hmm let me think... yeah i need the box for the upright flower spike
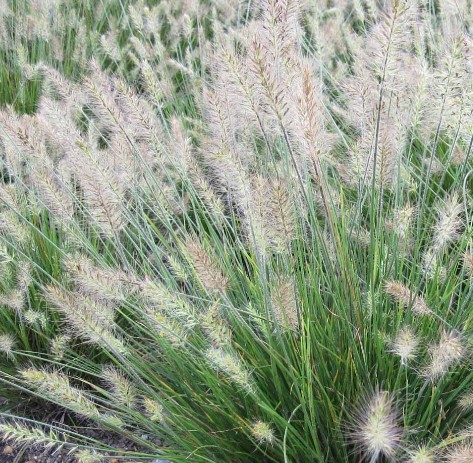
[185,239,228,294]
[271,277,299,332]
[390,326,419,365]
[431,193,463,254]
[350,391,403,462]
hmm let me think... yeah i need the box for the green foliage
[0,1,472,463]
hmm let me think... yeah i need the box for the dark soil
[1,431,145,463]
[0,398,167,463]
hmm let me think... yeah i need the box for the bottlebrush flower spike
[390,326,419,365]
[250,420,275,445]
[406,446,434,463]
[431,192,463,254]
[424,330,466,381]
[458,390,473,411]
[271,277,299,332]
[445,441,473,462]
[102,365,136,408]
[185,239,228,294]
[0,334,15,358]
[205,347,253,392]
[20,368,100,419]
[384,281,432,316]
[350,391,403,462]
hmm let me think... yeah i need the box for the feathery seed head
[146,310,188,346]
[451,144,467,166]
[200,303,232,347]
[206,347,253,392]
[463,252,473,276]
[100,414,124,429]
[406,445,434,463]
[143,397,166,424]
[445,441,473,462]
[364,288,380,317]
[74,449,104,463]
[44,285,126,353]
[458,390,473,411]
[390,326,419,365]
[250,420,275,445]
[64,254,129,303]
[167,254,188,282]
[50,335,70,361]
[271,278,299,332]
[384,281,432,316]
[350,391,403,461]
[102,366,136,408]
[0,288,25,314]
[139,277,197,330]
[185,239,228,293]
[24,309,47,328]
[20,368,100,418]
[0,334,15,358]
[432,193,463,254]
[0,211,29,244]
[392,205,416,239]
[16,261,32,292]
[0,422,59,449]
[422,249,447,282]
[425,330,466,381]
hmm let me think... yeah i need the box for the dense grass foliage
[0,1,473,462]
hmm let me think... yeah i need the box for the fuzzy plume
[389,326,419,365]
[406,446,435,463]
[200,303,232,348]
[20,368,101,419]
[431,192,463,254]
[185,239,228,293]
[0,334,15,358]
[271,277,299,332]
[44,285,126,353]
[350,391,403,461]
[250,420,275,445]
[64,254,131,303]
[424,330,466,381]
[0,422,61,449]
[102,365,136,408]
[384,281,432,316]
[458,390,473,412]
[444,441,473,463]
[74,450,104,463]
[206,347,253,392]
[143,397,166,424]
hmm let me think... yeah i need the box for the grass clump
[0,0,473,462]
